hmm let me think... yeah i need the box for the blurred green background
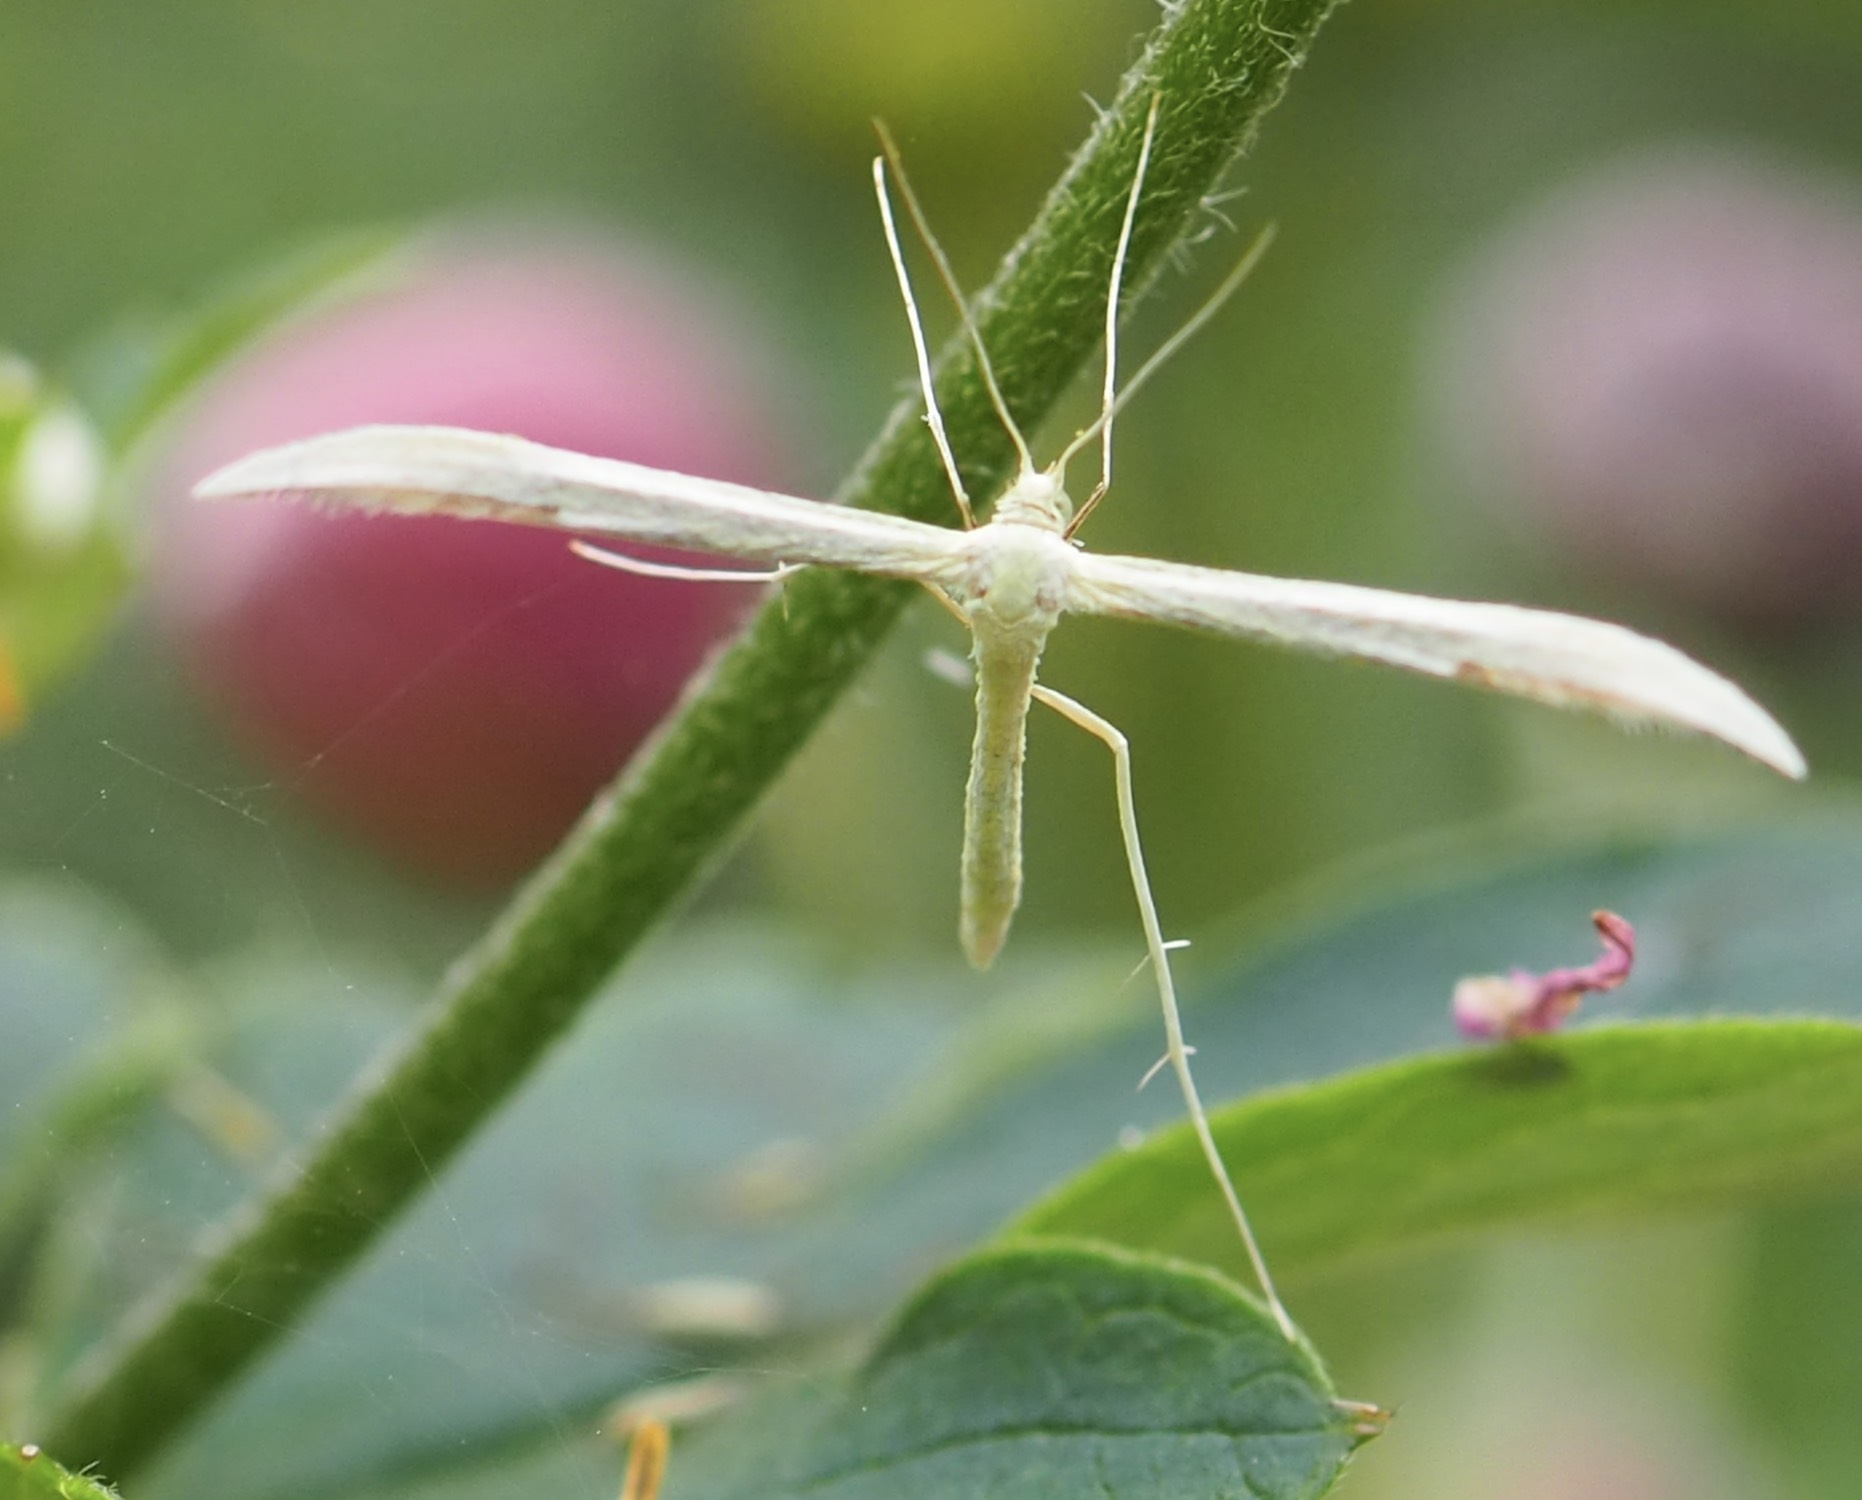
[4,0,1857,962]
[4,1,1862,1496]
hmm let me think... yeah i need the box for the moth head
[993,468,1073,531]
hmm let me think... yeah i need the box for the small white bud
[13,402,105,552]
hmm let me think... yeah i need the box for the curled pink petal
[1454,911,1637,1040]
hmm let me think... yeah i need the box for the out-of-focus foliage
[0,358,124,730]
[0,1442,120,1500]
[0,817,1848,1499]
[3,2,1862,1499]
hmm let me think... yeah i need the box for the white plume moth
[195,100,1804,1337]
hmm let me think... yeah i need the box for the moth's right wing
[1067,550,1806,779]
[196,425,974,580]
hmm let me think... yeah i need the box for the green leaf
[0,1443,120,1500]
[75,231,406,458]
[672,1239,1362,1500]
[1019,1020,1862,1282]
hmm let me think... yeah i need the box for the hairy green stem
[41,0,1348,1480]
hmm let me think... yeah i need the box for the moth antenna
[873,121,1036,483]
[873,152,975,527]
[1061,92,1162,535]
[1068,222,1277,475]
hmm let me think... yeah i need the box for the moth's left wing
[1067,551,1805,778]
[196,425,972,580]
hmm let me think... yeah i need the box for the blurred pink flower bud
[1454,910,1636,1040]
[1431,149,1862,626]
[149,231,800,885]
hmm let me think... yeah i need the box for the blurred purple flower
[1431,147,1862,627]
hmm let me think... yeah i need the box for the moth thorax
[993,469,1072,532]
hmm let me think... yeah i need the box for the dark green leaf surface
[48,816,1862,1500]
[672,1240,1359,1500]
[1,1444,119,1500]
[0,885,157,1161]
[0,885,189,1282]
[57,932,969,1500]
[1018,1020,1862,1281]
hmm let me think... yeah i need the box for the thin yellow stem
[620,1419,670,1500]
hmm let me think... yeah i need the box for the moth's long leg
[570,541,801,584]
[1061,92,1160,531]
[1031,682,1294,1341]
[873,124,1035,489]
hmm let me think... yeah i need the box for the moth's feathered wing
[197,425,974,580]
[198,425,1807,780]
[1067,551,1806,779]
